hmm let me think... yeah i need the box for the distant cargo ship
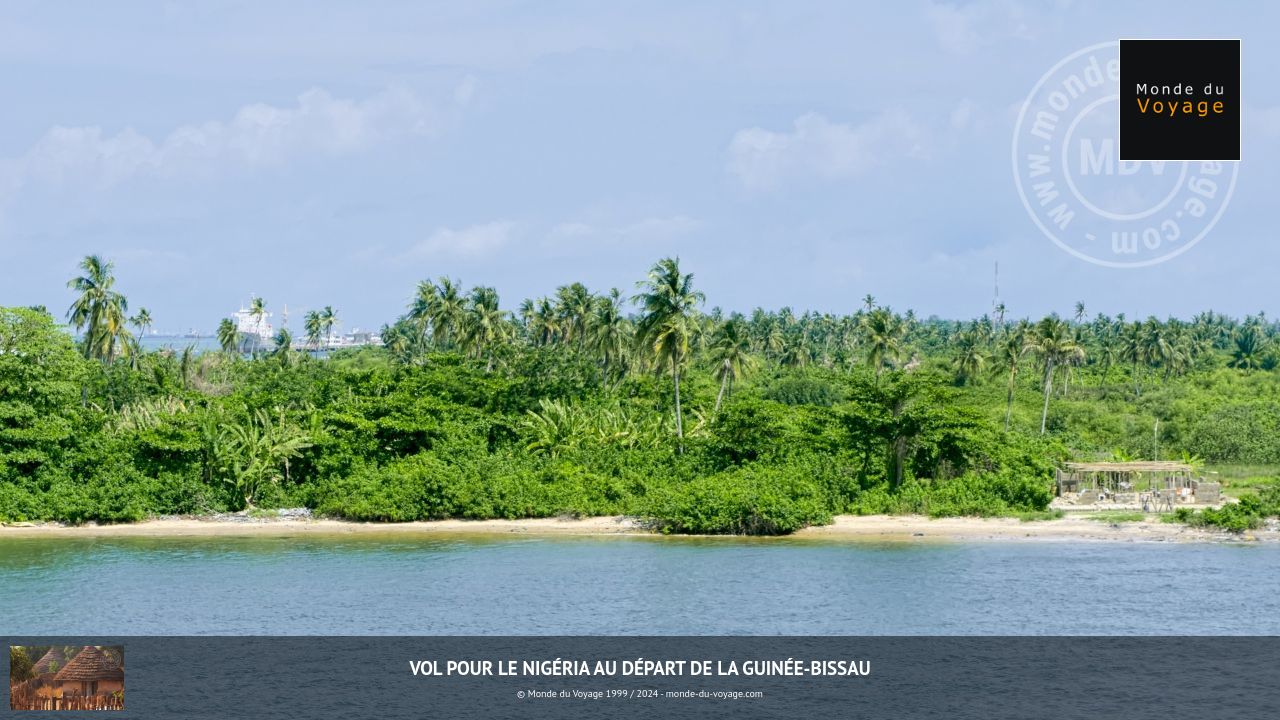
[231,300,380,351]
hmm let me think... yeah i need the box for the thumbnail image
[9,646,124,711]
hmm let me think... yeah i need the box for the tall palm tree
[633,257,704,447]
[320,306,338,348]
[462,286,511,370]
[997,322,1029,430]
[555,282,595,346]
[248,297,267,353]
[527,297,559,346]
[408,279,437,346]
[431,278,466,348]
[1025,316,1084,434]
[303,310,324,351]
[1119,321,1149,395]
[217,318,240,354]
[709,318,756,413]
[66,254,131,362]
[130,307,153,337]
[859,307,905,382]
[588,289,629,379]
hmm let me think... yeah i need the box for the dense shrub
[1173,487,1280,532]
[848,471,1053,518]
[644,465,832,535]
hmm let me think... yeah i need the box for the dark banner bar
[5,637,1279,719]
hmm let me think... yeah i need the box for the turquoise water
[1,535,1277,635]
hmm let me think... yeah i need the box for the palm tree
[952,329,988,385]
[633,257,704,447]
[1025,316,1084,434]
[408,279,437,345]
[709,318,756,413]
[271,328,296,366]
[431,278,466,348]
[320,306,338,348]
[130,307,153,337]
[1119,321,1149,395]
[859,307,906,382]
[462,286,511,370]
[248,297,267,353]
[1073,301,1087,324]
[526,297,559,346]
[588,289,629,379]
[555,282,595,346]
[66,254,132,362]
[303,310,324,351]
[217,318,240,354]
[997,322,1029,430]
[1228,324,1270,370]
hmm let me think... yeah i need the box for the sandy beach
[1,513,1274,543]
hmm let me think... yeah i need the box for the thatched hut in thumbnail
[27,647,72,698]
[51,646,123,698]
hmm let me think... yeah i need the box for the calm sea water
[1,535,1277,635]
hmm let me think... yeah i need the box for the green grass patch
[1012,510,1064,522]
[1084,511,1148,523]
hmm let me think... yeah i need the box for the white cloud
[726,111,927,191]
[548,214,699,244]
[405,221,516,260]
[927,3,983,55]
[926,1,1042,55]
[4,86,443,194]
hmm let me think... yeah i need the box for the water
[1,535,1277,635]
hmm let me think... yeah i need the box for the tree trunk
[1004,366,1016,431]
[672,355,684,451]
[1039,359,1055,434]
[713,361,730,414]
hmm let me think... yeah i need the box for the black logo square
[1120,39,1240,161]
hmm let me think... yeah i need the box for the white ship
[226,298,381,351]
[233,300,274,348]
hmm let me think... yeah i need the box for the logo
[1119,39,1240,161]
[1012,41,1238,268]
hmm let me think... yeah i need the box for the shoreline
[0,513,1274,543]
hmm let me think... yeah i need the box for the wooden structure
[10,681,124,711]
[1055,461,1214,509]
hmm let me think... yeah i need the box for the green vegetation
[1085,511,1149,523]
[1171,487,1280,533]
[3,255,1280,534]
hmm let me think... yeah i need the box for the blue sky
[1,1,1277,334]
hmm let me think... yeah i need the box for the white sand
[1,513,1273,542]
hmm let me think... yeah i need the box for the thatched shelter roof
[52,646,123,683]
[32,647,70,676]
[1064,461,1193,473]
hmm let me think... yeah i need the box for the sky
[1,1,1277,334]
